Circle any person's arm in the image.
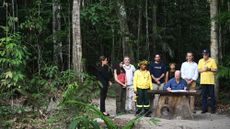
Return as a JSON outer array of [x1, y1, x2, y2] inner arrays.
[[210, 59, 217, 72], [192, 63, 199, 81], [133, 71, 138, 92], [181, 63, 186, 79], [148, 72, 153, 90], [165, 71, 169, 83], [114, 69, 125, 87], [163, 80, 171, 91], [198, 60, 205, 73]]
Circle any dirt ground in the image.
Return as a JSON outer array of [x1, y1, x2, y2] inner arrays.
[[93, 98, 230, 129]]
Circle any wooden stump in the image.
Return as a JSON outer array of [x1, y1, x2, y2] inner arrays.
[[149, 90, 197, 119]]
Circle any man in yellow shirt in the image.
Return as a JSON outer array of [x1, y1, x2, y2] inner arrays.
[[133, 60, 153, 116], [198, 49, 217, 114]]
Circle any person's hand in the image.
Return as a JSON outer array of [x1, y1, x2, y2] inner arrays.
[[157, 81, 161, 85], [109, 81, 112, 86], [167, 87, 172, 92], [134, 91, 137, 94], [122, 84, 127, 88]]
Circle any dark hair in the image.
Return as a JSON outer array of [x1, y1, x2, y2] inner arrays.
[[114, 63, 125, 75], [97, 56, 107, 66]]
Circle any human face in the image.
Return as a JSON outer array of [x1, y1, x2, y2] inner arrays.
[[174, 70, 181, 80], [123, 57, 130, 65], [170, 64, 176, 71], [154, 54, 161, 62], [102, 58, 108, 65], [203, 53, 209, 60], [140, 64, 146, 70], [186, 53, 193, 62]]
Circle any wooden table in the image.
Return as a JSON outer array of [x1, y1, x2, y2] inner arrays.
[[149, 90, 198, 119]]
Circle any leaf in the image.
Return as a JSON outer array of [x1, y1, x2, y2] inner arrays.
[[5, 71, 13, 79]]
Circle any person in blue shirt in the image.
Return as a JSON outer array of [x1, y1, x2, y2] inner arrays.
[[163, 70, 187, 92], [149, 54, 166, 90]]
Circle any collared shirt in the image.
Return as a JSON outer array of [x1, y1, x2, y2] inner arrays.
[[181, 61, 198, 81], [163, 78, 187, 90], [123, 64, 136, 85], [198, 58, 217, 84], [133, 70, 153, 91]]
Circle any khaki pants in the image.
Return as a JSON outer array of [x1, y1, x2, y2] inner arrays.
[[188, 81, 196, 112]]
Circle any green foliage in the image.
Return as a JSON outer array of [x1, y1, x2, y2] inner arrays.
[[0, 33, 29, 92]]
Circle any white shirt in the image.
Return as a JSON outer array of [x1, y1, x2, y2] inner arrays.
[[123, 64, 136, 85], [181, 61, 198, 81]]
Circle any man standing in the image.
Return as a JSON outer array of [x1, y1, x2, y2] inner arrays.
[[181, 51, 198, 113], [198, 49, 217, 114], [123, 56, 136, 112], [133, 60, 153, 116], [149, 54, 166, 90], [149, 54, 166, 110]]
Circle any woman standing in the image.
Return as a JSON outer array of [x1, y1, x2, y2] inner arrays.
[[165, 63, 176, 83], [96, 56, 112, 116], [114, 62, 126, 114]]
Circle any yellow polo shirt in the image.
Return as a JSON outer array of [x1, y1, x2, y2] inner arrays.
[[133, 70, 153, 91], [198, 58, 217, 84]]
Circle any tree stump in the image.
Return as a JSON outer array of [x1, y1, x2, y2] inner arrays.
[[149, 90, 197, 119]]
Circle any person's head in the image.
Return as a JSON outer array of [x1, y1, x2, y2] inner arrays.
[[169, 63, 176, 71], [138, 60, 148, 70], [154, 54, 161, 63], [123, 56, 130, 66], [119, 62, 124, 67], [186, 51, 194, 62], [174, 70, 181, 80], [99, 56, 108, 66], [202, 49, 210, 60]]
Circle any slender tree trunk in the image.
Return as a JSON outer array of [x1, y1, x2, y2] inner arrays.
[[67, 0, 72, 69], [145, 0, 150, 60], [72, 0, 83, 74], [137, 0, 142, 61], [111, 27, 115, 64], [152, 0, 157, 56], [117, 0, 134, 61], [11, 0, 15, 33], [53, 0, 63, 68], [210, 0, 219, 99]]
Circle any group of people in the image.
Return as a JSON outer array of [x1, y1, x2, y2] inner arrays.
[[96, 49, 217, 117]]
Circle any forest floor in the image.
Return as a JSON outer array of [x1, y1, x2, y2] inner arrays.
[[93, 98, 230, 129]]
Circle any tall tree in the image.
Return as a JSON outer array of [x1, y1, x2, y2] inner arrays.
[[72, 0, 83, 73], [52, 0, 63, 68], [117, 0, 134, 61], [210, 0, 219, 98]]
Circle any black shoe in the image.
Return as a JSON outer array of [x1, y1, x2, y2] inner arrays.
[[201, 110, 207, 114], [135, 109, 142, 115]]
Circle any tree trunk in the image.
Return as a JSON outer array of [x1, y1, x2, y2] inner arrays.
[[72, 0, 83, 74], [152, 0, 157, 56], [145, 0, 150, 60], [117, 0, 134, 61], [210, 0, 219, 99], [137, 0, 142, 61], [53, 0, 63, 69]]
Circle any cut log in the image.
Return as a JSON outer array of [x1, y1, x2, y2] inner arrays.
[[149, 90, 197, 119]]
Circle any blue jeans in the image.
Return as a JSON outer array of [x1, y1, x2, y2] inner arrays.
[[201, 84, 216, 112]]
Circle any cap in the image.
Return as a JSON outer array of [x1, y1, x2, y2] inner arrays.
[[202, 49, 210, 54], [138, 60, 148, 67]]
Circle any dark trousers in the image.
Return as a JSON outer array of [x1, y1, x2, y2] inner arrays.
[[100, 86, 108, 112], [202, 84, 216, 112], [136, 88, 150, 113], [116, 84, 126, 114]]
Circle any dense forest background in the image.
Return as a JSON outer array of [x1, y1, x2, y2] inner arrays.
[[0, 0, 230, 128]]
